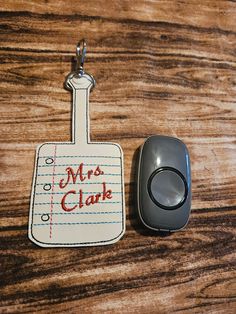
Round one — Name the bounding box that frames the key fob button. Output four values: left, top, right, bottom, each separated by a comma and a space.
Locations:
148, 167, 188, 210
138, 135, 191, 231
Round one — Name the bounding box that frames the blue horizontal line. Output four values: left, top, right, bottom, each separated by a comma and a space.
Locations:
35, 192, 122, 195
34, 201, 121, 205
39, 156, 121, 159
37, 173, 120, 176
38, 163, 120, 167
34, 221, 122, 226
35, 211, 122, 215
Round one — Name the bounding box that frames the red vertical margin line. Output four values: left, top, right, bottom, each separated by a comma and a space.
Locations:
49, 145, 57, 239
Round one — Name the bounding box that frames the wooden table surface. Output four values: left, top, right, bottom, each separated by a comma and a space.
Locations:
0, 1, 236, 313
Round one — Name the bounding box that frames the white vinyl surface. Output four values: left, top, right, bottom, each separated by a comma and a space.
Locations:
29, 74, 125, 247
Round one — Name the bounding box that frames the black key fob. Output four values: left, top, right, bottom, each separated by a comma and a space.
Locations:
137, 135, 191, 231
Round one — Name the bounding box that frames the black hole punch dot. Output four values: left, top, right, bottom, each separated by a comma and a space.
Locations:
43, 183, 52, 191
45, 158, 54, 164
41, 214, 50, 222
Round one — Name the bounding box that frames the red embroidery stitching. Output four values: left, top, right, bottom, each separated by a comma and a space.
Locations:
87, 169, 93, 180
60, 182, 113, 212
58, 164, 114, 212
59, 163, 104, 189
59, 164, 86, 189
61, 190, 77, 212
94, 166, 104, 176
102, 182, 112, 200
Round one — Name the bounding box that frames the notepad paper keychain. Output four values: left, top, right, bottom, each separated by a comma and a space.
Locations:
29, 40, 125, 247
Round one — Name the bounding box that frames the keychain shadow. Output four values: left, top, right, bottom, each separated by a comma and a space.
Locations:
128, 146, 170, 238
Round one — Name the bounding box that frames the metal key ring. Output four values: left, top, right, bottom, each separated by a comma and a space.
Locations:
65, 39, 95, 90
76, 39, 86, 76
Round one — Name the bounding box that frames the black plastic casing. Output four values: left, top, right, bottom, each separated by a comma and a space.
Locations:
137, 135, 191, 231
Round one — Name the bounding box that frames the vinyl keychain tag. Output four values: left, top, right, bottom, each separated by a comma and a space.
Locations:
29, 39, 125, 247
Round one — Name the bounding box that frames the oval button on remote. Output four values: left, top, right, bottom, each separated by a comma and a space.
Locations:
148, 167, 188, 210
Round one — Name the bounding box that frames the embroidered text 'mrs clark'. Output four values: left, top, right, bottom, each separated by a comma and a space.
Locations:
58, 163, 113, 212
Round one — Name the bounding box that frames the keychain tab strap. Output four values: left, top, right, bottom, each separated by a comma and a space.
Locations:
65, 39, 95, 90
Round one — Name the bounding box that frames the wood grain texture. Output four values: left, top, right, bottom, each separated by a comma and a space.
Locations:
0, 0, 236, 313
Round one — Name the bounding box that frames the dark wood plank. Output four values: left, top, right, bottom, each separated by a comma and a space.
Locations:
0, 1, 236, 313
